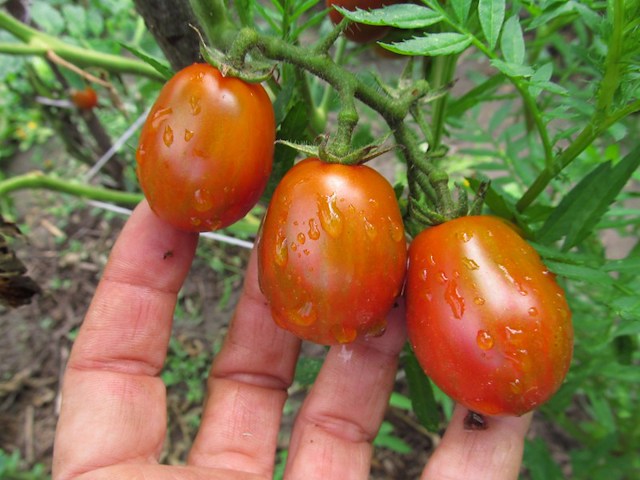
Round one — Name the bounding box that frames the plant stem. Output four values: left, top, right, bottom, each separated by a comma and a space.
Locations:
0, 172, 143, 205
516, 99, 640, 211
0, 11, 165, 81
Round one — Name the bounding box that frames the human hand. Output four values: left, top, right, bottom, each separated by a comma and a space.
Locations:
53, 201, 531, 480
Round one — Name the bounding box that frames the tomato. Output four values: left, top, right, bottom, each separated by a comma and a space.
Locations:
326, 0, 397, 43
71, 87, 98, 110
136, 63, 275, 232
406, 216, 573, 416
258, 158, 407, 345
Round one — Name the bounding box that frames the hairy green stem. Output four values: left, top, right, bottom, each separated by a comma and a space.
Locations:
0, 172, 143, 204
189, 0, 237, 51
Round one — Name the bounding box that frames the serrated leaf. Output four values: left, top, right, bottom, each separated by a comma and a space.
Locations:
120, 44, 173, 80
478, 0, 505, 50
450, 0, 472, 24
490, 59, 534, 77
536, 144, 640, 249
380, 32, 472, 57
403, 347, 440, 432
501, 15, 525, 65
336, 4, 443, 29
544, 261, 614, 285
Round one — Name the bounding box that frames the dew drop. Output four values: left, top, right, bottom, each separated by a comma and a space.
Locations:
473, 296, 486, 305
193, 188, 214, 212
290, 301, 317, 327
363, 217, 377, 240
308, 218, 320, 240
184, 129, 194, 142
509, 378, 523, 394
388, 217, 404, 243
163, 125, 174, 147
420, 268, 428, 281
274, 230, 288, 267
476, 330, 494, 350
297, 232, 306, 245
331, 324, 358, 344
528, 307, 539, 317
428, 255, 436, 266
317, 193, 344, 238
456, 231, 473, 243
189, 217, 202, 227
437, 271, 448, 284
290, 242, 297, 252
462, 257, 480, 270
189, 95, 201, 115
151, 107, 172, 129
445, 280, 465, 319
303, 249, 310, 256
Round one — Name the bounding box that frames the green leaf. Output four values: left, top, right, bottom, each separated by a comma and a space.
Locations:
450, 0, 472, 25
490, 59, 534, 78
380, 32, 472, 57
543, 261, 615, 286
524, 438, 566, 480
31, 3, 65, 35
403, 347, 440, 432
294, 357, 323, 386
536, 144, 640, 249
120, 44, 173, 80
335, 4, 443, 29
500, 15, 525, 65
478, 0, 505, 50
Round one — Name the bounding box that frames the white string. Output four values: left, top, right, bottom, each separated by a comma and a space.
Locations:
88, 200, 255, 250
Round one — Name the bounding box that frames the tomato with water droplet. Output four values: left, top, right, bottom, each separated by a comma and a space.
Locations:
406, 215, 573, 416
258, 158, 407, 345
136, 63, 275, 232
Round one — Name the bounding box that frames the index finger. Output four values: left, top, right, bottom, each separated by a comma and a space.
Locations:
53, 201, 198, 479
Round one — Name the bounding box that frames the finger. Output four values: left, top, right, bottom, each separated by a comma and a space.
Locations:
421, 405, 532, 480
188, 247, 301, 477
284, 302, 407, 480
53, 201, 198, 479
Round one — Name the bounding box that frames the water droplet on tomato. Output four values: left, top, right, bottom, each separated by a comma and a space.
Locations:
151, 107, 172, 129
437, 271, 448, 284
476, 330, 494, 350
297, 232, 306, 244
308, 218, 320, 240
184, 129, 194, 142
318, 193, 344, 238
456, 231, 473, 243
462, 257, 480, 270
445, 280, 465, 319
303, 249, 310, 256
290, 301, 317, 327
189, 217, 202, 227
388, 217, 404, 243
290, 242, 297, 252
420, 268, 428, 281
275, 230, 288, 267
473, 296, 486, 305
509, 378, 523, 394
163, 125, 174, 147
428, 255, 436, 266
331, 324, 357, 344
363, 217, 377, 240
528, 307, 539, 316
189, 95, 201, 115
193, 188, 214, 212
